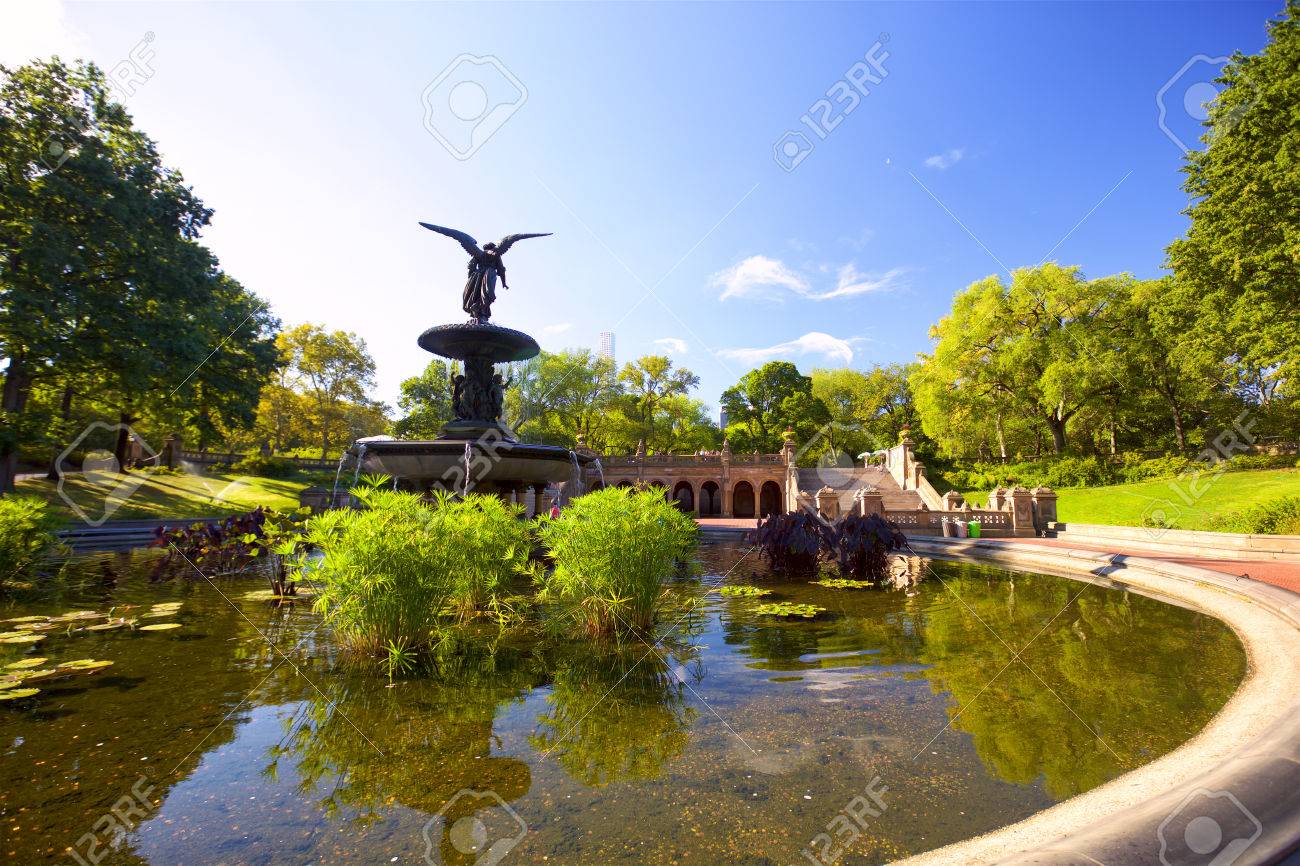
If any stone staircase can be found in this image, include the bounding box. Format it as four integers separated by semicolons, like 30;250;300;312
795;466;923;511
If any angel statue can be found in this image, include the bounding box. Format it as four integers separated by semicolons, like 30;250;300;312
419;222;551;323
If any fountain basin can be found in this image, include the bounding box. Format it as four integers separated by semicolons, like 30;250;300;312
355;439;592;489
418;322;539;362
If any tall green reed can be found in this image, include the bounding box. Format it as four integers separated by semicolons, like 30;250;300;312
304;484;533;655
535;487;698;638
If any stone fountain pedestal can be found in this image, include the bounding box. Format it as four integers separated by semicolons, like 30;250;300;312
347;320;592;504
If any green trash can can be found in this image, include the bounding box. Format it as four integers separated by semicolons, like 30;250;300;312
967;520;981;538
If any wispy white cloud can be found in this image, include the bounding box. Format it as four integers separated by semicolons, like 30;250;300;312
652;337;689;354
719;332;866;366
711;255;809;302
924;148;965;170
712;255;906;302
541;322;572;336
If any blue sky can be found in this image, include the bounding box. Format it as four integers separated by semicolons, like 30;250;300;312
3;1;1280;415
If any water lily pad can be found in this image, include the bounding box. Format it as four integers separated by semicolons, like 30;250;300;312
16;622;57;632
56;659;114;674
5;616;49;624
4;658;47;670
718;585;772;598
14;668;61;684
812;579;876;590
753;602;825;619
138;623;181;632
0;635;44;645
0;676;20;689
0;688;40;701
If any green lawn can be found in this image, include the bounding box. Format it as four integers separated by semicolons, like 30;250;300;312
17;469;311;525
965;467;1300;531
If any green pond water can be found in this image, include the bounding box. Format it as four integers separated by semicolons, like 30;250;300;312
0;540;1244;865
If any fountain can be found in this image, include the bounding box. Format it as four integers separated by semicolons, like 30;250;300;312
342;223;593;508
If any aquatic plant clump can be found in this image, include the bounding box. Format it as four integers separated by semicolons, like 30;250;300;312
305;488;533;654
812;578;875;590
753;602;824;619
718;585;772;598
0;496;65;587
747;510;907;580
535;487;699;638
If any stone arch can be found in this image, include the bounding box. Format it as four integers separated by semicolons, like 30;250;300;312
672;480;695;512
732;481;756;519
646;479;670;500
615;479;634;488
759;480;783;517
699;480;722;516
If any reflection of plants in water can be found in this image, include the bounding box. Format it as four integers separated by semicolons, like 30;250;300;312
918;567;1245;799
530;646;697;787
266;639;548;823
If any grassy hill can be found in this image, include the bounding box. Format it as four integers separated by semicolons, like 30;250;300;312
16;469;312;525
965;468;1300;532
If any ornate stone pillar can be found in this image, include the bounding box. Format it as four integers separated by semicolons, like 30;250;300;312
856;487;884;517
1009;486;1036;536
941;490;965;511
815;485;840;520
1032;487;1057;531
532;483;547;519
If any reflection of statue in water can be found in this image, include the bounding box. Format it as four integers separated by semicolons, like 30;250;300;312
419;223;552;323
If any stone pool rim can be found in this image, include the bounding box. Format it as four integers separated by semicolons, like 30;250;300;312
895;537;1300;866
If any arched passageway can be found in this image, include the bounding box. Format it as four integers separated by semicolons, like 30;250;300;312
759;480;782;517
699;481;721;516
732;481;755;519
672;480;695;512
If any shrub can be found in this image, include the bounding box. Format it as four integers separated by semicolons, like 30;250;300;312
824;513;907;578
231;453;301;478
0;496;65;586
747;510;828;575
748;510;907;580
1205;496;1300;535
535;486;698;638
306;487;533;654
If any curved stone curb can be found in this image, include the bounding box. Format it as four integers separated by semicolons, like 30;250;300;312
896;538;1300;866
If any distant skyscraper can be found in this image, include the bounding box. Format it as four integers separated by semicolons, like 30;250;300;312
598;331;615;365
720;408;729;430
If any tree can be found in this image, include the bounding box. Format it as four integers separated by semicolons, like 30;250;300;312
0;59;278;486
1167;1;1300;419
721;361;828;453
278;325;378;458
811;364;919;454
618;356;700;446
913;265;1126;455
392;359;455;440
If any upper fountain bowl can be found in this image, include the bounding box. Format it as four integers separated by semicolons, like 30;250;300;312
418;322;540;363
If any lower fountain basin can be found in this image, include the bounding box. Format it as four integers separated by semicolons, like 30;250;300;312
355;439;592;488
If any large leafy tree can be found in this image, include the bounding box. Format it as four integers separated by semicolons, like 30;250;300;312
618;355;700;446
392;359;455;440
720;361;829;453
1167;1;1300;416
277;324;379;458
0;59;278;487
811;364;919;454
913;264;1126;455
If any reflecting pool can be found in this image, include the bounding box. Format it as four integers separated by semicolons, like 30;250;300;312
0;540;1244;864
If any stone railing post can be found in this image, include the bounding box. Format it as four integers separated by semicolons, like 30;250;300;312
855;487;884;517
1009;486;1036;536
988;487;1007;512
942;490;964;511
1032;487;1057;530
815;485;840;521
